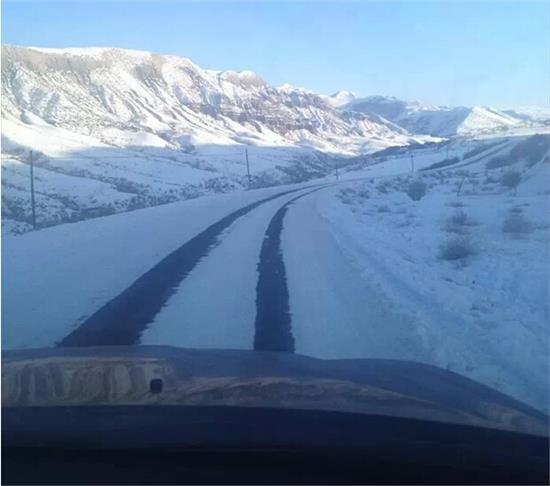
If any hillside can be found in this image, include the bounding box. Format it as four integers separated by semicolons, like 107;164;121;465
2;45;545;234
337;94;544;137
1;45;425;232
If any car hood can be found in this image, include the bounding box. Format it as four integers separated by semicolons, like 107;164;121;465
2;345;548;436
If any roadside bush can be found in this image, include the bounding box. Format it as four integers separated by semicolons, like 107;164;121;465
406;180;427;201
377;205;390;213
443;210;477;233
338;188;355;204
500;170;522;194
450;210;468;226
377;182;391;194
439;236;475;261
502;213;533;234
451;210;476;226
443;211;477;234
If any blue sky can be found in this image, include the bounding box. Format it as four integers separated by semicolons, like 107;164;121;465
2;1;548;108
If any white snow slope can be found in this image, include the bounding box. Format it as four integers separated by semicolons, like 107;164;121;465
338;95;546;137
313;134;550;411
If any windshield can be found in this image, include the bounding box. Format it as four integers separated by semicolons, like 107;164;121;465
1;0;549;453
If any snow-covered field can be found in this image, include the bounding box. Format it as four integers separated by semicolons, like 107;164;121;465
1;114;341;233
314;135;550;411
3;133;549;413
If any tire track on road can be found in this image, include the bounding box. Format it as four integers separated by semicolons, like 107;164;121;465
254;187;326;352
59;186;317;347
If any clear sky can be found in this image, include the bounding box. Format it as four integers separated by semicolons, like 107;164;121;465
2;1;548;108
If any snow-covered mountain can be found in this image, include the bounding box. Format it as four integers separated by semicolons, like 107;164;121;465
1;44;544;234
502;107;550;125
2;45;414;155
2;45;430;233
325;90;357;108
335;94;543;137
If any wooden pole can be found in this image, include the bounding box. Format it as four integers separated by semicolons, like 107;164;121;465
29;150;36;230
245;149;251;189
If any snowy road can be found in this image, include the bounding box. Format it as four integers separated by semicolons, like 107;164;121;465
49;177;407;361
55;178;424;363
4;133;548;413
60;185;323;347
51;180;435;362
141;185;328;350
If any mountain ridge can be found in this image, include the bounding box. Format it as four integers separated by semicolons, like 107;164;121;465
333;93;546;137
2;44;417;156
1;44;546;234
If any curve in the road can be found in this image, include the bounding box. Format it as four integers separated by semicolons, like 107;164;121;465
254;187;325;353
59;186;317;347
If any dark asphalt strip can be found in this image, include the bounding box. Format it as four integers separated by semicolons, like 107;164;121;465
59;186;316;347
254;187;325;353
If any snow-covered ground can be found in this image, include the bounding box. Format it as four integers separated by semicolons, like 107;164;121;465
312;135;550;411
2;133;549;414
1;114;342;233
1;183;315;350
141;188;317;349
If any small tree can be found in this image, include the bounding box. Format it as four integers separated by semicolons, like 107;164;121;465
439;236;475;261
406;180;427;201
501;170;522;195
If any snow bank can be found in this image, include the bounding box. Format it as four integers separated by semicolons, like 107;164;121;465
316;151;549;411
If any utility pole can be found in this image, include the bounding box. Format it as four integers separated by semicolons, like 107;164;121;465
245;148;251;189
446;145;450;160
410;152;415;173
335;163;339;181
29;150;36;230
